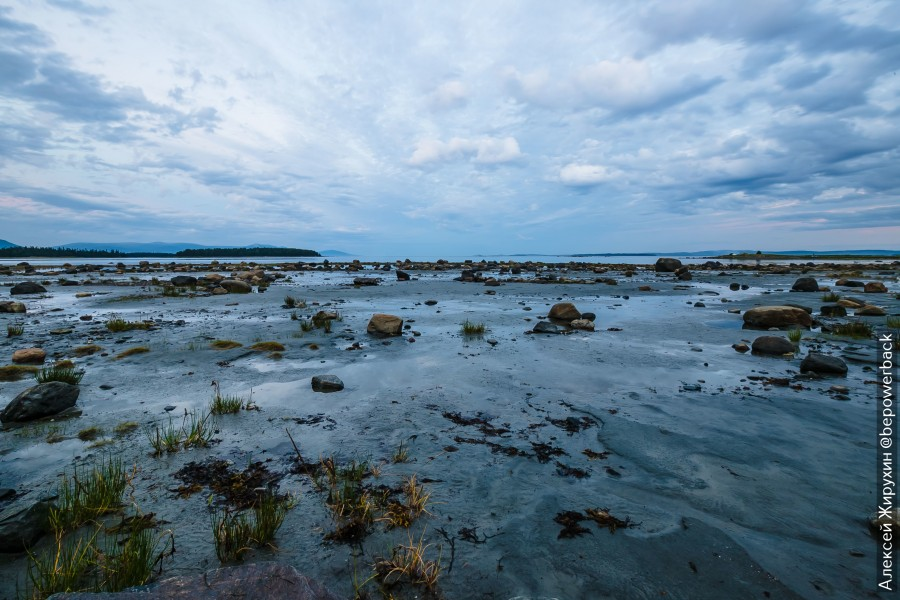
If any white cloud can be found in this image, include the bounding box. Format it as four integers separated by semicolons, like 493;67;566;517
408;136;521;166
559;163;621;186
430;81;468;110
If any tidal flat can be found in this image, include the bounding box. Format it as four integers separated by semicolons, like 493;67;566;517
0;258;896;599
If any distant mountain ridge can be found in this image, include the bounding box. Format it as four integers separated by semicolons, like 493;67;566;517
60;242;279;253
0;239;18;249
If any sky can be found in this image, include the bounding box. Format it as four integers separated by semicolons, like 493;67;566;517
1;0;899;255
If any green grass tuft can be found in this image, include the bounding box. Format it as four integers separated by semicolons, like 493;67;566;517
787;329;803;343
461;320;486;336
49;455;129;534
35;364;84;385
822;292;841;302
7;322;24;337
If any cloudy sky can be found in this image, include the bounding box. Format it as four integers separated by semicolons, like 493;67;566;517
1;0;898;255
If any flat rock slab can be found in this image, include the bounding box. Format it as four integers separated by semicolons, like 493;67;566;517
311;375;344;392
10;282;46;295
49;563;341;600
743;306;812;329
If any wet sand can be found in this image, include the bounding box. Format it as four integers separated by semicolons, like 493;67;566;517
0;260;896;599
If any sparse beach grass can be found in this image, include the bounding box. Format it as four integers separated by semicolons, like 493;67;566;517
374;530;442;591
7;322;24;337
211;491;293;562
461;320;486;336
787;329;803;344
106;317;153;332
49;455;129;534
822;292;841;302
77;426;103;441
210;392;244;414
831;321;875;338
114;421;139;436
146;410;213;456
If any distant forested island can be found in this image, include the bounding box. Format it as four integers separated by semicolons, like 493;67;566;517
0;246;320;259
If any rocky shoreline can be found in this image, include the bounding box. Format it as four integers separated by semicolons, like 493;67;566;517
0;258;897;599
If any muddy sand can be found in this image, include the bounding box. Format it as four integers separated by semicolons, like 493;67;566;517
0;259;897;599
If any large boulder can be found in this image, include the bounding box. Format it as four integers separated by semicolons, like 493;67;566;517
856;305;886;316
219;279;252;294
800;353;848;376
751;336;795;355
311;375;344;393
865;282;888;293
655;258;682;272
0;301;26;313
170;275;198;287
0;499;52;552
791;277;819;292
367;314;403;336
548;302;581;322
12;348;46;364
49;563;342;599
396;270;411;281
743;306;812;329
1;382;80;423
10;282;46;295
835;279;864;288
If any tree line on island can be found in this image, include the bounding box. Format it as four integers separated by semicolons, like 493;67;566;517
0;247;320;259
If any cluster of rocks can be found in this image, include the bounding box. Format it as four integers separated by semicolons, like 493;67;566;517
531;303;596;334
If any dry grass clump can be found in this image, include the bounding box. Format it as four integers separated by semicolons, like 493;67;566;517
72;344;102;357
461;320;486;336
115;347;150;360
249;341;285;352
0;364;38;381
210;340;242;350
373;530;442;591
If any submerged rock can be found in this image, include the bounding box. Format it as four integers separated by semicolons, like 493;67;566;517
856;305;886;316
311;375;344;393
743;306;812;329
49;562;342;599
800;353;848;375
1;382;80;423
10;282;46;295
367;313;403;336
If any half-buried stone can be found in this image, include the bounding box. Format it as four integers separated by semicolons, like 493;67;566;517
311;375;344;393
800;353;848;376
0;382;80;423
751;336;795;355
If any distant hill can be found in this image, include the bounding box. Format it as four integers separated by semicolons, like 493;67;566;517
319;249;352;256
60;242;276;253
0;239;18;249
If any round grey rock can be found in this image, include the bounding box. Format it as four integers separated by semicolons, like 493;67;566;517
311;375;344;393
801;353;848;375
751;336;795;355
